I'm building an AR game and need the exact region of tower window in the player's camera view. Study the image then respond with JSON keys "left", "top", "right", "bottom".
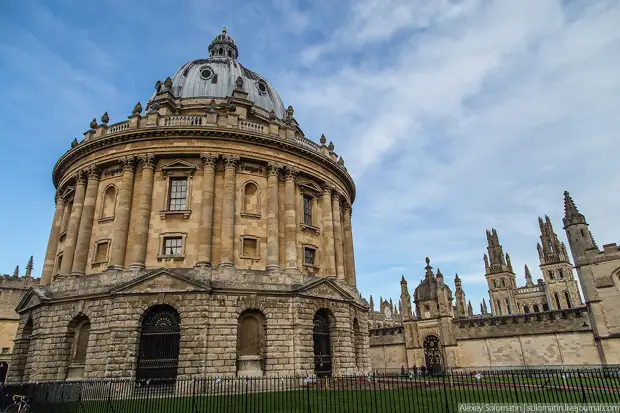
{"left": 506, "top": 299, "right": 511, "bottom": 315}
{"left": 303, "top": 195, "right": 313, "bottom": 225}
{"left": 548, "top": 241, "right": 553, "bottom": 253}
{"left": 493, "top": 280, "right": 497, "bottom": 288}
{"left": 548, "top": 270, "right": 554, "bottom": 280}
{"left": 559, "top": 269, "right": 564, "bottom": 279}
{"left": 496, "top": 300, "right": 502, "bottom": 316}
{"left": 168, "top": 178, "right": 188, "bottom": 210}
{"left": 533, "top": 304, "right": 540, "bottom": 313}
{"left": 501, "top": 279, "right": 506, "bottom": 287}
{"left": 163, "top": 237, "right": 183, "bottom": 256}
{"left": 304, "top": 247, "right": 316, "bottom": 266}
{"left": 524, "top": 305, "right": 530, "bottom": 314}
{"left": 554, "top": 292, "right": 561, "bottom": 310}
{"left": 580, "top": 229, "right": 585, "bottom": 237}
{"left": 564, "top": 291, "right": 572, "bottom": 308}
{"left": 219, "top": 47, "right": 223, "bottom": 55}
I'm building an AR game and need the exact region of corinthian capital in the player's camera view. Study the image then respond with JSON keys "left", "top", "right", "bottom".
{"left": 322, "top": 184, "right": 334, "bottom": 197}
{"left": 121, "top": 156, "right": 137, "bottom": 172}
{"left": 74, "top": 170, "right": 86, "bottom": 184}
{"left": 87, "top": 164, "right": 101, "bottom": 180}
{"left": 139, "top": 153, "right": 156, "bottom": 170}
{"left": 223, "top": 154, "right": 240, "bottom": 170}
{"left": 343, "top": 200, "right": 352, "bottom": 213}
{"left": 201, "top": 153, "right": 218, "bottom": 170}
{"left": 284, "top": 165, "right": 299, "bottom": 180}
{"left": 267, "top": 162, "right": 282, "bottom": 177}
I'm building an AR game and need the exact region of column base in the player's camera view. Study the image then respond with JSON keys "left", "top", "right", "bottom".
{"left": 128, "top": 263, "right": 145, "bottom": 270}
{"left": 266, "top": 264, "right": 281, "bottom": 273}
{"left": 107, "top": 265, "right": 124, "bottom": 271}
{"left": 218, "top": 261, "right": 234, "bottom": 268}
{"left": 69, "top": 271, "right": 85, "bottom": 277}
{"left": 195, "top": 261, "right": 212, "bottom": 268}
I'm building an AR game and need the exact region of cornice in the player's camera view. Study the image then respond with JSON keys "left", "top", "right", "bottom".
{"left": 52, "top": 127, "right": 356, "bottom": 202}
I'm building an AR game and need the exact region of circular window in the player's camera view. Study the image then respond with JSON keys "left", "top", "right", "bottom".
{"left": 200, "top": 67, "right": 213, "bottom": 80}
{"left": 257, "top": 81, "right": 267, "bottom": 94}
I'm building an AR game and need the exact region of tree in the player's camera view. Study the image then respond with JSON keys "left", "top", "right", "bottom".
{"left": 25, "top": 256, "right": 33, "bottom": 277}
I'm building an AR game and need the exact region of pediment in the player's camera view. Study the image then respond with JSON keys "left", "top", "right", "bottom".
{"left": 294, "top": 278, "right": 354, "bottom": 301}
{"left": 15, "top": 288, "right": 47, "bottom": 313}
{"left": 160, "top": 159, "right": 198, "bottom": 176}
{"left": 110, "top": 268, "right": 210, "bottom": 294}
{"left": 297, "top": 180, "right": 322, "bottom": 196}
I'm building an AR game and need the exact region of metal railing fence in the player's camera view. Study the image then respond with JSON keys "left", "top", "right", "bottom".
{"left": 1, "top": 367, "right": 619, "bottom": 412}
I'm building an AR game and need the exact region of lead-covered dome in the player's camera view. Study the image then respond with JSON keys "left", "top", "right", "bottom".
{"left": 150, "top": 28, "right": 287, "bottom": 119}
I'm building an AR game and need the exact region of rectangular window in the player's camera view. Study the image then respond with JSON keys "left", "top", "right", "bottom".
{"left": 303, "top": 195, "right": 312, "bottom": 225}
{"left": 56, "top": 254, "right": 63, "bottom": 273}
{"left": 94, "top": 242, "right": 109, "bottom": 263}
{"left": 242, "top": 238, "right": 258, "bottom": 258}
{"left": 168, "top": 178, "right": 188, "bottom": 210}
{"left": 1, "top": 347, "right": 9, "bottom": 354}
{"left": 163, "top": 237, "right": 183, "bottom": 256}
{"left": 304, "top": 247, "right": 316, "bottom": 265}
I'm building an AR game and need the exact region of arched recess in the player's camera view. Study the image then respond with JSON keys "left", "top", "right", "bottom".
{"left": 313, "top": 309, "right": 334, "bottom": 378}
{"left": 65, "top": 314, "right": 91, "bottom": 380}
{"left": 242, "top": 181, "right": 260, "bottom": 216}
{"left": 554, "top": 292, "right": 562, "bottom": 310}
{"left": 523, "top": 305, "right": 530, "bottom": 314}
{"left": 0, "top": 362, "right": 8, "bottom": 385}
{"left": 136, "top": 305, "right": 181, "bottom": 382}
{"left": 12, "top": 318, "right": 33, "bottom": 383}
{"left": 423, "top": 335, "right": 443, "bottom": 374}
{"left": 564, "top": 291, "right": 572, "bottom": 308}
{"left": 236, "top": 310, "right": 266, "bottom": 377}
{"left": 533, "top": 304, "right": 540, "bottom": 313}
{"left": 100, "top": 184, "right": 117, "bottom": 220}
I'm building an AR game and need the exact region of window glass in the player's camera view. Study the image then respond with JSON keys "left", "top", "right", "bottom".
{"left": 303, "top": 195, "right": 312, "bottom": 225}
{"left": 169, "top": 178, "right": 188, "bottom": 210}
{"left": 164, "top": 237, "right": 182, "bottom": 255}
{"left": 304, "top": 248, "right": 316, "bottom": 265}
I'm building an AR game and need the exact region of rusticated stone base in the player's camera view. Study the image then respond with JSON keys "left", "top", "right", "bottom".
{"left": 8, "top": 266, "right": 372, "bottom": 383}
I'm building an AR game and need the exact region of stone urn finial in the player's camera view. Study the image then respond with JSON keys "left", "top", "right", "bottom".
{"left": 235, "top": 76, "right": 244, "bottom": 90}
{"left": 286, "top": 105, "right": 294, "bottom": 118}
{"left": 101, "top": 112, "right": 110, "bottom": 124}
{"left": 328, "top": 141, "right": 334, "bottom": 151}
{"left": 338, "top": 156, "right": 344, "bottom": 165}
{"left": 71, "top": 138, "right": 78, "bottom": 148}
{"left": 132, "top": 102, "right": 142, "bottom": 115}
{"left": 90, "top": 118, "right": 98, "bottom": 129}
{"left": 164, "top": 77, "right": 173, "bottom": 89}
{"left": 320, "top": 134, "right": 327, "bottom": 145}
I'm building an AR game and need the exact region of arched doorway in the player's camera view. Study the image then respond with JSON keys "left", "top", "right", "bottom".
{"left": 0, "top": 362, "right": 8, "bottom": 384}
{"left": 423, "top": 335, "right": 443, "bottom": 375}
{"left": 136, "top": 305, "right": 181, "bottom": 381}
{"left": 313, "top": 310, "right": 332, "bottom": 377}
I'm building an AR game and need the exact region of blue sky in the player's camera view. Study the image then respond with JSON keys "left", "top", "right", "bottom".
{"left": 1, "top": 0, "right": 619, "bottom": 312}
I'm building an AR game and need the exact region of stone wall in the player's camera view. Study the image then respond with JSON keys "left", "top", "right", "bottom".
{"left": 0, "top": 276, "right": 39, "bottom": 366}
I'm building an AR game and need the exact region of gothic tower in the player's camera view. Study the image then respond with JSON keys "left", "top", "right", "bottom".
{"left": 454, "top": 274, "right": 467, "bottom": 317}
{"left": 537, "top": 215, "right": 582, "bottom": 309}
{"left": 400, "top": 275, "right": 413, "bottom": 320}
{"left": 484, "top": 229, "right": 516, "bottom": 315}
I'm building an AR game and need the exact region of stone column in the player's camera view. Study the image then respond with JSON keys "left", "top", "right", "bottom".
{"left": 59, "top": 171, "right": 86, "bottom": 276}
{"left": 266, "top": 162, "right": 281, "bottom": 271}
{"left": 130, "top": 154, "right": 155, "bottom": 268}
{"left": 219, "top": 154, "right": 239, "bottom": 267}
{"left": 322, "top": 187, "right": 336, "bottom": 277}
{"left": 343, "top": 203, "right": 356, "bottom": 286}
{"left": 284, "top": 166, "right": 299, "bottom": 272}
{"left": 41, "top": 193, "right": 66, "bottom": 284}
{"left": 71, "top": 165, "right": 101, "bottom": 275}
{"left": 197, "top": 153, "right": 217, "bottom": 267}
{"left": 332, "top": 192, "right": 345, "bottom": 280}
{"left": 109, "top": 157, "right": 136, "bottom": 269}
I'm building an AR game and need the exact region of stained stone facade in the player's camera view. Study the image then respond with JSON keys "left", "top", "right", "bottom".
{"left": 369, "top": 194, "right": 620, "bottom": 371}
{"left": 9, "top": 29, "right": 371, "bottom": 383}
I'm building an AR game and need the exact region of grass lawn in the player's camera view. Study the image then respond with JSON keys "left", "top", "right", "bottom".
{"left": 37, "top": 386, "right": 618, "bottom": 413}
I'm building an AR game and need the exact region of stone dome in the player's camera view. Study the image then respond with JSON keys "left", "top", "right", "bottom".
{"left": 149, "top": 28, "right": 287, "bottom": 119}
{"left": 414, "top": 273, "right": 438, "bottom": 302}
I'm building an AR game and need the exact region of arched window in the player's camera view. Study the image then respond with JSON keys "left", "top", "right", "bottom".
{"left": 548, "top": 241, "right": 553, "bottom": 253}
{"left": 242, "top": 182, "right": 260, "bottom": 215}
{"left": 505, "top": 298, "right": 511, "bottom": 315}
{"left": 548, "top": 270, "right": 554, "bottom": 280}
{"left": 66, "top": 315, "right": 91, "bottom": 380}
{"left": 137, "top": 305, "right": 181, "bottom": 381}
{"left": 501, "top": 279, "right": 506, "bottom": 287}
{"left": 313, "top": 309, "right": 333, "bottom": 378}
{"left": 564, "top": 291, "right": 572, "bottom": 308}
{"left": 236, "top": 310, "right": 266, "bottom": 376}
{"left": 219, "top": 47, "right": 223, "bottom": 55}
{"left": 542, "top": 303, "right": 549, "bottom": 311}
{"left": 12, "top": 318, "right": 33, "bottom": 383}
{"left": 523, "top": 305, "right": 530, "bottom": 314}
{"left": 533, "top": 304, "right": 540, "bottom": 313}
{"left": 100, "top": 185, "right": 117, "bottom": 219}
{"left": 496, "top": 300, "right": 502, "bottom": 316}
{"left": 493, "top": 280, "right": 497, "bottom": 288}
{"left": 558, "top": 269, "right": 564, "bottom": 279}
{"left": 554, "top": 292, "right": 561, "bottom": 310}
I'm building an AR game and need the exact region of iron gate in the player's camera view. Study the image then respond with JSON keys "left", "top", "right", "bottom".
{"left": 423, "top": 335, "right": 443, "bottom": 375}
{"left": 136, "top": 306, "right": 181, "bottom": 381}
{"left": 313, "top": 312, "right": 332, "bottom": 377}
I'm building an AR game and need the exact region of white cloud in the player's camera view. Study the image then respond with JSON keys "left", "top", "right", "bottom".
{"left": 278, "top": 0, "right": 620, "bottom": 309}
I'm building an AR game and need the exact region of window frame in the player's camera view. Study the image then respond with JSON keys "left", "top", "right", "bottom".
{"left": 157, "top": 232, "right": 187, "bottom": 260}
{"left": 159, "top": 160, "right": 196, "bottom": 220}
{"left": 240, "top": 235, "right": 260, "bottom": 260}
{"left": 297, "top": 181, "right": 322, "bottom": 234}
{"left": 91, "top": 239, "right": 111, "bottom": 265}
{"left": 303, "top": 244, "right": 319, "bottom": 269}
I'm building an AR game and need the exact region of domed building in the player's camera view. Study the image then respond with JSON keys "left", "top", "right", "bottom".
{"left": 9, "top": 29, "right": 371, "bottom": 383}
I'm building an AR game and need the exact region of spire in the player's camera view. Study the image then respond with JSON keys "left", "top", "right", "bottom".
{"left": 538, "top": 215, "right": 568, "bottom": 264}
{"left": 483, "top": 253, "right": 489, "bottom": 269}
{"left": 485, "top": 228, "right": 507, "bottom": 267}
{"left": 25, "top": 256, "right": 33, "bottom": 278}
{"left": 12, "top": 265, "right": 19, "bottom": 277}
{"left": 524, "top": 264, "right": 534, "bottom": 287}
{"left": 369, "top": 295, "right": 374, "bottom": 310}
{"left": 454, "top": 273, "right": 462, "bottom": 288}
{"left": 506, "top": 253, "right": 512, "bottom": 271}
{"left": 424, "top": 257, "right": 433, "bottom": 278}
{"left": 563, "top": 191, "right": 586, "bottom": 227}
{"left": 400, "top": 275, "right": 413, "bottom": 319}
{"left": 467, "top": 301, "right": 473, "bottom": 316}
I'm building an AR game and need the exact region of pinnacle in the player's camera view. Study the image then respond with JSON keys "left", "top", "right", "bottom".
{"left": 563, "top": 191, "right": 586, "bottom": 226}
